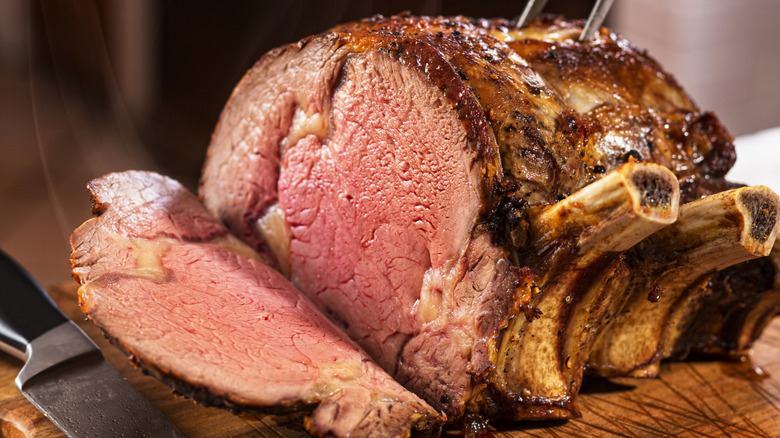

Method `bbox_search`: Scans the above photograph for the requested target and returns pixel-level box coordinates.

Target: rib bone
[531,161,680,260]
[492,162,679,419]
[589,185,780,377]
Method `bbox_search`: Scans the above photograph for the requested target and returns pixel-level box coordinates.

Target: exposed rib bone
[493,162,679,419]
[530,162,680,261]
[589,186,780,377]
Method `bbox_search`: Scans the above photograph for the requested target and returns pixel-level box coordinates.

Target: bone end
[735,185,780,257]
[587,162,679,253]
[620,162,680,225]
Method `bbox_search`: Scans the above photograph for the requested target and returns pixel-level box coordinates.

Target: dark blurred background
[1,0,778,286]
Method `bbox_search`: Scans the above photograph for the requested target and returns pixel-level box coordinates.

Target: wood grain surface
[1,283,779,437]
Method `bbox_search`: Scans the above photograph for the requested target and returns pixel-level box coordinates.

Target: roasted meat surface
[71,13,780,435]
[480,16,739,202]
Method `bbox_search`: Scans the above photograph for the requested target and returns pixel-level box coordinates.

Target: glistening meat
[71,13,780,435]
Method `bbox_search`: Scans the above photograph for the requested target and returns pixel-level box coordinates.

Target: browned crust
[479,15,737,204]
[483,15,696,113]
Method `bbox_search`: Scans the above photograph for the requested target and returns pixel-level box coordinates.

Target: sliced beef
[69,170,443,438]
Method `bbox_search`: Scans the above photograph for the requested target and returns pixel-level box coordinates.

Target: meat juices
[70,171,443,437]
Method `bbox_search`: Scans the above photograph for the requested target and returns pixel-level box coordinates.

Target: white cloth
[728,127,780,194]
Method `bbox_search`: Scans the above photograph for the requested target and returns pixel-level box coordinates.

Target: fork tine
[579,0,616,41]
[515,0,550,28]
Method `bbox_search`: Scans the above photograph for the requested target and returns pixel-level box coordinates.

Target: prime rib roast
[70,13,780,436]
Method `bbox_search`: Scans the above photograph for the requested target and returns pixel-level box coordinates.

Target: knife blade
[0,249,185,437]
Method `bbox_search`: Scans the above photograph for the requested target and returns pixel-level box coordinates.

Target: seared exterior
[70,171,443,438]
[673,245,780,358]
[480,15,738,202]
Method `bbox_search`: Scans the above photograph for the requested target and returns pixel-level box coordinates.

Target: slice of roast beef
[69,170,443,438]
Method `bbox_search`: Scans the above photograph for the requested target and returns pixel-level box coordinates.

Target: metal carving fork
[516,0,616,41]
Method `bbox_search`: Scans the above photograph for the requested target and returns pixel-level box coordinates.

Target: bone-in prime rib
[71,13,780,434]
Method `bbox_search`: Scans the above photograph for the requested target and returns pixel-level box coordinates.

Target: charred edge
[388,34,496,166]
[382,33,501,217]
[680,176,744,204]
[630,169,674,210]
[478,383,578,421]
[485,195,531,250]
[675,258,776,356]
[663,112,735,182]
[156,369,311,417]
[342,17,515,215]
[689,112,736,179]
[738,191,778,243]
[521,225,578,276]
[623,149,643,162]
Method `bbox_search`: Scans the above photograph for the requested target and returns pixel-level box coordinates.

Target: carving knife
[0,249,185,437]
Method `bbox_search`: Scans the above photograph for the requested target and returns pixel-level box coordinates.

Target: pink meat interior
[279,50,481,371]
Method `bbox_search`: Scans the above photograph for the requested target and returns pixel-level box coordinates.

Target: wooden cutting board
[1,283,779,437]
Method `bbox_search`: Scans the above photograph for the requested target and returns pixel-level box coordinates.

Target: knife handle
[0,249,69,359]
